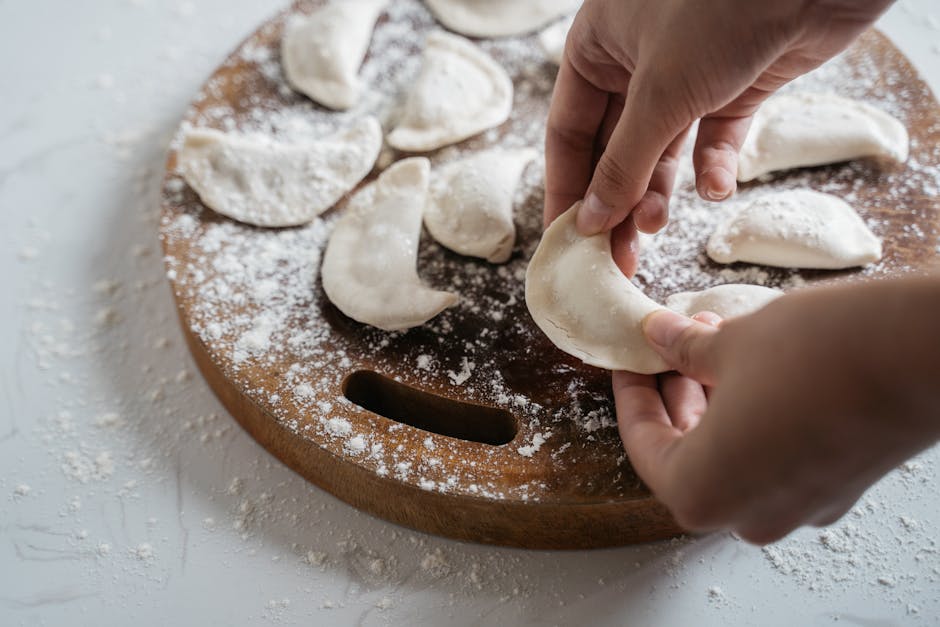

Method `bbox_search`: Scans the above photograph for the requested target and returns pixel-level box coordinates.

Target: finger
[633,128,690,234]
[578,74,693,236]
[693,115,753,201]
[612,370,683,496]
[660,373,707,433]
[642,310,721,384]
[593,92,626,166]
[610,217,640,278]
[544,54,610,227]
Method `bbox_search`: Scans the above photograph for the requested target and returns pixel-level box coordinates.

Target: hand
[614,278,940,544]
[544,0,894,275]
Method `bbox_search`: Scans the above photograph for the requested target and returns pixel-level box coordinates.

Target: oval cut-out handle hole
[342,370,518,446]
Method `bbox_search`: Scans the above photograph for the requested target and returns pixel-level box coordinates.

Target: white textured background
[1,1,939,625]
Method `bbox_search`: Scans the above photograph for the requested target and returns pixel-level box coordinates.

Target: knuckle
[594,153,636,191]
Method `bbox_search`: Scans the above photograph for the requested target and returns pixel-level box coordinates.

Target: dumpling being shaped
[387,31,513,152]
[281,0,387,110]
[424,0,580,38]
[321,157,458,331]
[425,148,537,263]
[737,92,909,182]
[538,16,573,65]
[177,117,382,227]
[525,203,670,374]
[707,189,882,269]
[666,284,783,320]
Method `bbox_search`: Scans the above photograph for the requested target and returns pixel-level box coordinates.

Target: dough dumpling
[738,92,909,182]
[538,16,573,65]
[707,189,882,269]
[425,0,579,38]
[177,117,382,227]
[666,284,783,319]
[525,203,669,374]
[387,31,513,152]
[425,148,536,263]
[281,0,387,110]
[321,158,458,331]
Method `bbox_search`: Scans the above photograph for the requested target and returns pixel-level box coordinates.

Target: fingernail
[576,193,611,235]
[643,310,693,348]
[699,168,733,201]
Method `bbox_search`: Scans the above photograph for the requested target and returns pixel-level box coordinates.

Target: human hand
[613,278,940,543]
[544,0,894,275]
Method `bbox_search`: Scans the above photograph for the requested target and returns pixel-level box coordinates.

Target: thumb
[577,76,690,236]
[643,309,720,384]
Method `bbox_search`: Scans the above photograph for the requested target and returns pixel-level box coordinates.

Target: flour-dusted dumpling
[425,148,537,263]
[737,92,909,182]
[526,203,669,374]
[177,117,382,227]
[281,0,387,110]
[321,158,458,331]
[538,16,573,65]
[387,32,513,152]
[425,0,580,37]
[666,284,783,319]
[707,189,882,269]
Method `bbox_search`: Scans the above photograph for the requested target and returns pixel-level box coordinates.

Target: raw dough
[538,16,573,65]
[425,148,537,263]
[387,31,513,152]
[177,117,382,227]
[281,0,387,110]
[666,284,783,319]
[425,0,579,37]
[321,157,458,331]
[525,203,670,374]
[737,92,909,182]
[707,189,882,269]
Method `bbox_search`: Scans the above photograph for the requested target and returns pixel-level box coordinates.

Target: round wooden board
[159,0,940,550]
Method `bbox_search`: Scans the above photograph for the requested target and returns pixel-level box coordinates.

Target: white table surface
[2,1,939,625]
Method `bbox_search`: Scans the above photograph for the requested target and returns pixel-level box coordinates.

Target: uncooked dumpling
[177,117,382,227]
[666,284,783,319]
[707,189,882,269]
[425,148,537,263]
[737,92,909,182]
[539,16,573,65]
[321,158,458,331]
[526,203,669,374]
[281,0,387,110]
[387,31,513,152]
[425,0,579,37]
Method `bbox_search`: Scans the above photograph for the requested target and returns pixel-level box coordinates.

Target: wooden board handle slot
[342,370,518,446]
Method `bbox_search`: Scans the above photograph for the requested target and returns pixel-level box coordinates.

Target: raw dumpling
[281,0,387,110]
[737,92,909,182]
[425,148,537,263]
[666,284,783,319]
[707,189,882,269]
[425,0,580,37]
[177,117,382,227]
[525,203,669,374]
[321,158,458,331]
[538,16,573,65]
[387,31,513,152]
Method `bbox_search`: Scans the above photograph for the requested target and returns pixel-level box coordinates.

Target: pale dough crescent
[738,92,909,182]
[525,203,670,374]
[321,157,458,331]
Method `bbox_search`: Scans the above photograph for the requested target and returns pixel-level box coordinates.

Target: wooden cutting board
[159,0,940,549]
